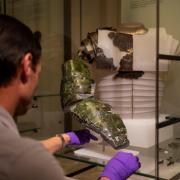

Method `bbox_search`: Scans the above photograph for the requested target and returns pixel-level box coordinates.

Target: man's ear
[20,53,33,83]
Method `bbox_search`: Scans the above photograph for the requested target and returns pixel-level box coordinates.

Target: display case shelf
[33,93,60,99]
[157,116,180,129]
[158,54,180,61]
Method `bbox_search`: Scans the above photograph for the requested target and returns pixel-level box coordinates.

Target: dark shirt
[0,107,64,180]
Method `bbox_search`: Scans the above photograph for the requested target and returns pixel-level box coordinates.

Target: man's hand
[99,152,141,180]
[66,129,98,145]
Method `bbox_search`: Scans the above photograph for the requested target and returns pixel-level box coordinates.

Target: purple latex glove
[67,129,98,145]
[99,152,141,180]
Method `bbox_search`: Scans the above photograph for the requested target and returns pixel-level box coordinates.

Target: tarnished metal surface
[60,59,129,149]
[108,32,133,52]
[60,59,95,108]
[108,32,133,73]
[77,24,147,78]
[78,29,115,69]
[117,22,148,35]
[70,98,129,149]
[78,32,98,63]
[62,59,91,80]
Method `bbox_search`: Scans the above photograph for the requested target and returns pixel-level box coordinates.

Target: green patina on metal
[60,59,129,149]
[70,98,129,149]
[60,59,94,107]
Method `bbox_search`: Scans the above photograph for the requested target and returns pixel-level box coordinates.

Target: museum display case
[2,0,179,179]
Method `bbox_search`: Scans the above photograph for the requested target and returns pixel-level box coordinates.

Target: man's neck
[0,85,19,117]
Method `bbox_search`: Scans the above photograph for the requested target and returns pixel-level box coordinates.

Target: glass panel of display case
[119,0,157,177]
[160,60,180,179]
[6,0,64,95]
[68,0,159,177]
[71,0,121,57]
[121,0,156,27]
[5,0,64,134]
[158,123,180,180]
[18,95,64,140]
[159,0,180,57]
[159,2,180,179]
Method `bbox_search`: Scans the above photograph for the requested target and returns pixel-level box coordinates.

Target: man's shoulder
[0,129,64,180]
[0,129,42,174]
[9,137,65,180]
[0,126,40,157]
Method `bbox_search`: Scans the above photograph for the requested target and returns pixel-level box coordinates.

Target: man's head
[0,14,42,116]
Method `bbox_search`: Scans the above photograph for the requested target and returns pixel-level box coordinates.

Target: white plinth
[123,115,173,148]
[74,142,139,163]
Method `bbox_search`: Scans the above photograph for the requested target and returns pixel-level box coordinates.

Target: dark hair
[0,14,42,86]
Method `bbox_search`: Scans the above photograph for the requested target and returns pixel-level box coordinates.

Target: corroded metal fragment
[70,98,129,149]
[60,59,130,149]
[117,22,148,35]
[77,24,148,78]
[78,29,115,69]
[119,53,133,71]
[62,59,91,80]
[108,32,133,52]
[96,47,115,69]
[60,59,95,108]
[78,32,98,63]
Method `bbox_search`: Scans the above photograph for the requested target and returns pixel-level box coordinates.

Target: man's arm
[41,134,70,153]
[41,129,98,153]
[99,177,110,180]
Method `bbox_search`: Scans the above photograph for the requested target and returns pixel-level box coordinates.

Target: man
[0,14,140,180]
